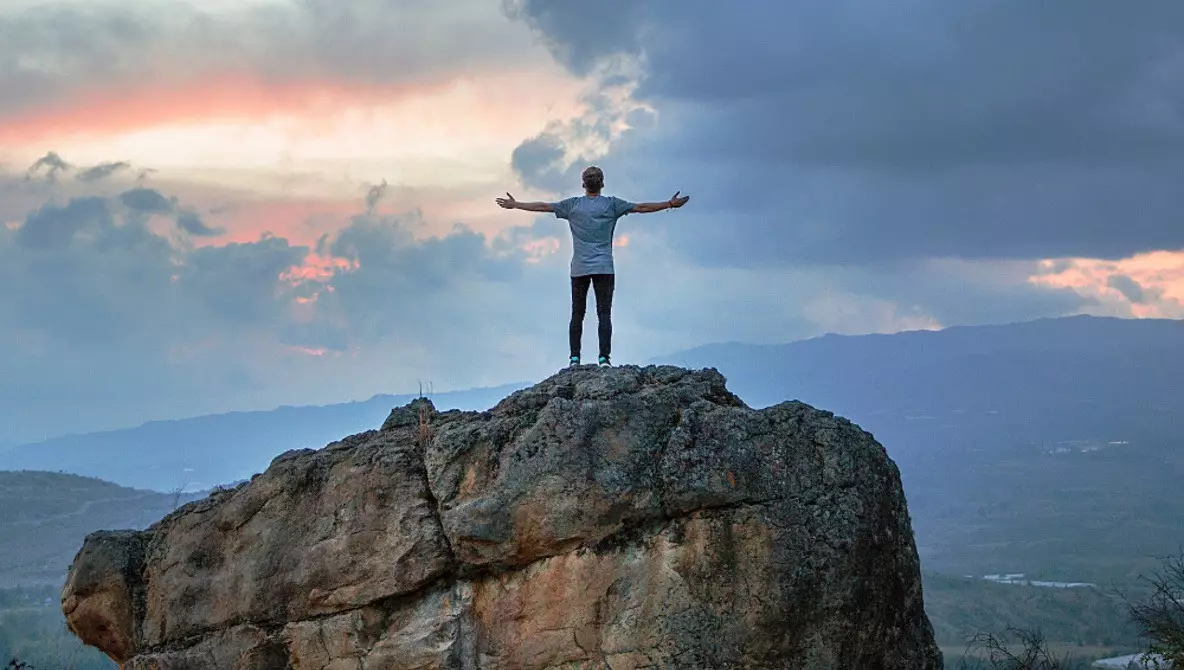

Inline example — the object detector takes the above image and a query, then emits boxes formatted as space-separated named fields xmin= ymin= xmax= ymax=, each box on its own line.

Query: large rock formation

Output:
xmin=62 ymin=365 xmax=942 ymax=669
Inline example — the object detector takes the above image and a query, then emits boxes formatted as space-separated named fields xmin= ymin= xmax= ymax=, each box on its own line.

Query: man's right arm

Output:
xmin=512 ymin=202 xmax=554 ymax=212
xmin=496 ymin=193 xmax=554 ymax=212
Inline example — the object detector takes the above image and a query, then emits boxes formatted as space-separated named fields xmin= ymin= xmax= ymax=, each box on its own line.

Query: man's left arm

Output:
xmin=629 ymin=191 xmax=690 ymax=214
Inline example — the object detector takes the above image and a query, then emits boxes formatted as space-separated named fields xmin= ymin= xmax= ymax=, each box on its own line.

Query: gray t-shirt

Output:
xmin=551 ymin=195 xmax=636 ymax=276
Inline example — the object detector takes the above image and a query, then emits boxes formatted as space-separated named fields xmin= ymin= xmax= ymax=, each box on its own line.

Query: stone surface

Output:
xmin=62 ymin=365 xmax=942 ymax=669
xmin=60 ymin=529 xmax=147 ymax=664
xmin=139 ymin=430 xmax=454 ymax=647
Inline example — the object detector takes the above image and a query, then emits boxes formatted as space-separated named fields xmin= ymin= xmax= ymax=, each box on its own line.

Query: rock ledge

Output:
xmin=63 ymin=365 xmax=942 ymax=669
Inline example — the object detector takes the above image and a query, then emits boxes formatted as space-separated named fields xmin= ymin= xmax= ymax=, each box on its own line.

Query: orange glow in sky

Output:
xmin=2 ymin=68 xmax=590 ymax=199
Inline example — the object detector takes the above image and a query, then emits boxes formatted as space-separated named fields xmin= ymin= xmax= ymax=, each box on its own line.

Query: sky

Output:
xmin=2 ymin=0 xmax=1183 ymax=444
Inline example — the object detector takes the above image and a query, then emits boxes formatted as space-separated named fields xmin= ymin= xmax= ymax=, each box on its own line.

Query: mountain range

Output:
xmin=657 ymin=314 xmax=1184 ymax=457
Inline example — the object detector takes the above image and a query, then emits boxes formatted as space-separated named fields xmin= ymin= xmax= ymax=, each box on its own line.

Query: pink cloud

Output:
xmin=279 ymin=252 xmax=358 ymax=284
xmin=287 ymin=345 xmax=329 ymax=357
xmin=0 ymin=75 xmax=452 ymax=146
xmin=1030 ymin=250 xmax=1184 ymax=318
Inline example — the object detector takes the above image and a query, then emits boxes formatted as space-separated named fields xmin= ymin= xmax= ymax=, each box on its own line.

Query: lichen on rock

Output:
xmin=62 ymin=365 xmax=942 ymax=669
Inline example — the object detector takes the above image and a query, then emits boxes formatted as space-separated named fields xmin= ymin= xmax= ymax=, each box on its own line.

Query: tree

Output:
xmin=1128 ymin=552 xmax=1184 ymax=668
xmin=957 ymin=627 xmax=1083 ymax=670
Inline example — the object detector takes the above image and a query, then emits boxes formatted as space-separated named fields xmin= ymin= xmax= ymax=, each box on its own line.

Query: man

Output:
xmin=496 ymin=165 xmax=690 ymax=368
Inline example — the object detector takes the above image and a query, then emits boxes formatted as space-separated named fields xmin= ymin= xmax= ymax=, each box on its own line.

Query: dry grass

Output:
xmin=416 ymin=380 xmax=434 ymax=449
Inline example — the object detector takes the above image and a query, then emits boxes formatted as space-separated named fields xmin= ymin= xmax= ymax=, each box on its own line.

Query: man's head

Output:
xmin=582 ymin=166 xmax=604 ymax=194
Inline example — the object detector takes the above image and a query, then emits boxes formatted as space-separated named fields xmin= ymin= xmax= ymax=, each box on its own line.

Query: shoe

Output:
xmin=598 ymin=356 xmax=611 ymax=367
xmin=569 ymin=356 xmax=580 ymax=368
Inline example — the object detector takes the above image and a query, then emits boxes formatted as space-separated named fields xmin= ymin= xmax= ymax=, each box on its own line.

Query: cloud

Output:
xmin=837 ymin=258 xmax=1095 ymax=327
xmin=23 ymin=153 xmax=132 ymax=184
xmin=180 ymin=236 xmax=310 ymax=324
xmin=76 ymin=161 xmax=131 ymax=182
xmin=502 ymin=0 xmax=642 ymax=78
xmin=619 ymin=227 xmax=1091 ymax=347
xmin=15 ymin=197 xmax=113 ymax=251
xmin=24 ymin=152 xmax=71 ymax=182
xmin=509 ymin=61 xmax=652 ymax=193
xmin=511 ymin=132 xmax=566 ymax=191
xmin=508 ymin=0 xmax=1184 ymax=263
xmin=364 ymin=180 xmax=388 ymax=215
xmin=0 ymin=169 xmax=1135 ymax=446
xmin=1107 ymin=275 xmax=1150 ymax=304
xmin=320 ymin=213 xmax=529 ymax=342
xmin=0 ymin=0 xmax=549 ymax=122
xmin=119 ymin=188 xmax=175 ymax=214
xmin=0 ymin=178 xmax=551 ymax=443
xmin=176 ymin=211 xmax=224 ymax=237
xmin=1030 ymin=251 xmax=1184 ymax=318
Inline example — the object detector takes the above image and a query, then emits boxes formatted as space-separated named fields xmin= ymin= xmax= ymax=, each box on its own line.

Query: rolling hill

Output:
xmin=0 ymin=471 xmax=202 ymax=588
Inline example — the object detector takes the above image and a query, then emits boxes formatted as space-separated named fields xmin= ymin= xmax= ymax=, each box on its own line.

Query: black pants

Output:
xmin=570 ymin=273 xmax=614 ymax=359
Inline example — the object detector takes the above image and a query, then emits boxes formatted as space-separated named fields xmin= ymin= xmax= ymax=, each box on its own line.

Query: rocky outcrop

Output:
xmin=62 ymin=365 xmax=942 ymax=669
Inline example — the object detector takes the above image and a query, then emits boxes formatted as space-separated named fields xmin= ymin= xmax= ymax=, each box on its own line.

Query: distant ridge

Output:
xmin=652 ymin=314 xmax=1184 ymax=454
xmin=0 ymin=383 xmax=529 ymax=492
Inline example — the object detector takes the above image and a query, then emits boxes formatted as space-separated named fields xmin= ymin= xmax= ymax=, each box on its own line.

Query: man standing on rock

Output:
xmin=496 ymin=166 xmax=690 ymax=368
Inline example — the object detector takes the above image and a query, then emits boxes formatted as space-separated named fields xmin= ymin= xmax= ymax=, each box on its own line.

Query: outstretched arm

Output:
xmin=631 ymin=191 xmax=690 ymax=214
xmin=496 ymin=193 xmax=552 ymax=213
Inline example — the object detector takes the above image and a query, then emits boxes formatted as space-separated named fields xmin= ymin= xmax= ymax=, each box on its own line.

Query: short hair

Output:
xmin=582 ymin=165 xmax=604 ymax=192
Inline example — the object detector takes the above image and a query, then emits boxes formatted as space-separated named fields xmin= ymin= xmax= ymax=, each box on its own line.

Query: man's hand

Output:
xmin=496 ymin=192 xmax=517 ymax=209
xmin=633 ymin=191 xmax=691 ymax=213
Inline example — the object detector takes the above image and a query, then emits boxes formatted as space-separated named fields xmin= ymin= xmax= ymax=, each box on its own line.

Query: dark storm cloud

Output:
xmin=509 ymin=0 xmax=1184 ymax=263
xmin=503 ymin=0 xmax=641 ymax=77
